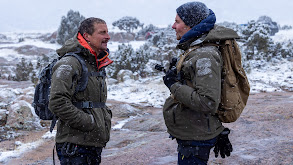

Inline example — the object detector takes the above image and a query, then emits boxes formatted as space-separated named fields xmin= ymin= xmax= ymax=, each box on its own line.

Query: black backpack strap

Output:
xmin=50 ymin=115 xmax=58 ymax=132
xmin=39 ymin=59 xmax=58 ymax=84
xmin=73 ymin=101 xmax=106 ymax=109
xmin=63 ymin=52 xmax=88 ymax=92
xmin=88 ymin=70 xmax=106 ymax=78
xmin=53 ymin=143 xmax=56 ymax=165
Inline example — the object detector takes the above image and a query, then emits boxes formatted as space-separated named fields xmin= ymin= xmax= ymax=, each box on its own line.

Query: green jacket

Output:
xmin=48 ymin=36 xmax=112 ymax=147
xmin=163 ymin=25 xmax=239 ymax=140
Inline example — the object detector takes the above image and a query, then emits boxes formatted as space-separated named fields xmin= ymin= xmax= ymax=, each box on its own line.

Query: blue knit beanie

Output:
xmin=176 ymin=1 xmax=210 ymax=28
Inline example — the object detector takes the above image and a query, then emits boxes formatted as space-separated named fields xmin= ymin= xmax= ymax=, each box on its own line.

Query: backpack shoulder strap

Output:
xmin=63 ymin=53 xmax=88 ymax=92
xmin=176 ymin=45 xmax=201 ymax=73
xmin=172 ymin=45 xmax=201 ymax=89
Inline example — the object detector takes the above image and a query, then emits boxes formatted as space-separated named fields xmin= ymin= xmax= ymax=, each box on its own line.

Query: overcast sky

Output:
xmin=0 ymin=0 xmax=292 ymax=33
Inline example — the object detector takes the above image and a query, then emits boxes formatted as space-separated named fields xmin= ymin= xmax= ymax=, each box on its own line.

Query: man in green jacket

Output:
xmin=162 ymin=2 xmax=235 ymax=164
xmin=49 ymin=17 xmax=113 ymax=164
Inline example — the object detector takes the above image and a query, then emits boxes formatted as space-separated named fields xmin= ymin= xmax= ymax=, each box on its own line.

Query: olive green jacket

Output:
xmin=48 ymin=36 xmax=112 ymax=147
xmin=163 ymin=25 xmax=239 ymax=140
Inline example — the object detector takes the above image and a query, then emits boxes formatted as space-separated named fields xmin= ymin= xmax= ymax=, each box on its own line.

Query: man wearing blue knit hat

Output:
xmin=162 ymin=1 xmax=239 ymax=164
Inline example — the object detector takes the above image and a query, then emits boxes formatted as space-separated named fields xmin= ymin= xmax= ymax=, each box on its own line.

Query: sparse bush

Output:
xmin=280 ymin=25 xmax=292 ymax=30
xmin=14 ymin=58 xmax=34 ymax=81
xmin=112 ymin=16 xmax=143 ymax=33
xmin=136 ymin=24 xmax=159 ymax=39
xmin=56 ymin=10 xmax=85 ymax=45
xmin=241 ymin=21 xmax=274 ymax=61
xmin=18 ymin=38 xmax=24 ymax=42
xmin=108 ymin=44 xmax=149 ymax=78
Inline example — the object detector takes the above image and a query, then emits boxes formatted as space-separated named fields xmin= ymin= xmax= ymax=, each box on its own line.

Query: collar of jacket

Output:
xmin=77 ymin=32 xmax=98 ymax=56
xmin=177 ymin=9 xmax=216 ymax=50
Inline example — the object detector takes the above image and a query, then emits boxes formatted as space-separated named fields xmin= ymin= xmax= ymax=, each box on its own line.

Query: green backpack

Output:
xmin=176 ymin=39 xmax=250 ymax=123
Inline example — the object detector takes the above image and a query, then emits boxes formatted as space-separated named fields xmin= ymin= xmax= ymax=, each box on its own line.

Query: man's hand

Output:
xmin=213 ymin=128 xmax=233 ymax=158
xmin=163 ymin=68 xmax=177 ymax=89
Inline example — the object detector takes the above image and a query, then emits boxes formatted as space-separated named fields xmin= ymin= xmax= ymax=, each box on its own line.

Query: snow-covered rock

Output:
xmin=0 ymin=109 xmax=7 ymax=126
xmin=6 ymin=100 xmax=41 ymax=130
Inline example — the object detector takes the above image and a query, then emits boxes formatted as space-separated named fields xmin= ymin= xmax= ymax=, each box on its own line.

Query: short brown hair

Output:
xmin=79 ymin=17 xmax=106 ymax=35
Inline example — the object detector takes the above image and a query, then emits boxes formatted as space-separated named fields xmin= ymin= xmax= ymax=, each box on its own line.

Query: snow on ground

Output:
xmin=248 ymin=59 xmax=293 ymax=92
xmin=271 ymin=28 xmax=293 ymax=43
xmin=0 ymin=39 xmax=60 ymax=50
xmin=0 ymin=130 xmax=56 ymax=163
xmin=0 ymin=32 xmax=145 ymax=53
xmin=0 ymin=49 xmax=21 ymax=62
xmin=0 ymin=48 xmax=40 ymax=64
xmin=0 ymin=32 xmax=60 ymax=50
xmin=107 ymin=40 xmax=146 ymax=52
xmin=112 ymin=116 xmax=137 ymax=130
xmin=108 ymin=75 xmax=170 ymax=108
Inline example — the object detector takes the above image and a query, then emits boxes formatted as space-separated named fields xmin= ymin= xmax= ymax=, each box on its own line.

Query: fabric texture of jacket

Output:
xmin=163 ymin=23 xmax=240 ymax=141
xmin=49 ymin=33 xmax=112 ymax=147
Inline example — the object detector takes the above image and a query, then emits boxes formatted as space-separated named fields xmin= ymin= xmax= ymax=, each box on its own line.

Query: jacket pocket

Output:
xmin=163 ymin=97 xmax=179 ymax=127
xmin=83 ymin=109 xmax=105 ymax=143
xmin=104 ymin=106 xmax=112 ymax=141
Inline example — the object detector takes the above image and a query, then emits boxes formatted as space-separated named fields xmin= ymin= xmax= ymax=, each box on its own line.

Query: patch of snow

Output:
xmin=239 ymin=154 xmax=257 ymax=159
xmin=0 ymin=139 xmax=44 ymax=163
xmin=108 ymin=41 xmax=146 ymax=52
xmin=108 ymin=75 xmax=170 ymax=108
xmin=271 ymin=28 xmax=293 ymax=43
xmin=14 ymin=141 xmax=22 ymax=146
xmin=112 ymin=116 xmax=136 ymax=130
xmin=154 ymin=155 xmax=177 ymax=164
xmin=42 ymin=130 xmax=57 ymax=139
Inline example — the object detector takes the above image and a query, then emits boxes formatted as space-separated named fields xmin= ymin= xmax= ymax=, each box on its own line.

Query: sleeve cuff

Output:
xmin=170 ymin=82 xmax=182 ymax=95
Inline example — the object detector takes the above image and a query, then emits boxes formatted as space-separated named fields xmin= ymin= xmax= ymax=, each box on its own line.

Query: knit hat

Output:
xmin=176 ymin=1 xmax=210 ymax=28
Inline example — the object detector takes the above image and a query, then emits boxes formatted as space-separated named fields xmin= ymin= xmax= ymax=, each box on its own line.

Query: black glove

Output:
xmin=163 ymin=68 xmax=177 ymax=89
xmin=213 ymin=128 xmax=233 ymax=158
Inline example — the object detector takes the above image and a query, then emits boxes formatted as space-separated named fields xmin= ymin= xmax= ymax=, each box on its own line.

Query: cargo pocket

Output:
xmin=104 ymin=107 xmax=112 ymax=142
xmin=163 ymin=97 xmax=179 ymax=127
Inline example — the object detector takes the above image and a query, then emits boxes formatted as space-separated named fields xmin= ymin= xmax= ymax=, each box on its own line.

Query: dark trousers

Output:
xmin=56 ymin=143 xmax=103 ymax=165
xmin=176 ymin=137 xmax=217 ymax=165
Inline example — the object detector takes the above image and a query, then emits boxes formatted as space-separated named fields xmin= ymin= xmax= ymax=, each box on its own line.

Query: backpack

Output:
xmin=215 ymin=39 xmax=250 ymax=123
xmin=32 ymin=52 xmax=89 ymax=132
xmin=176 ymin=39 xmax=250 ymax=123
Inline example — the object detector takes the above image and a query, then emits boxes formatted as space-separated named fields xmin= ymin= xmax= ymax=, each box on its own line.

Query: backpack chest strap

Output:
xmin=88 ymin=71 xmax=106 ymax=78
xmin=73 ymin=101 xmax=106 ymax=109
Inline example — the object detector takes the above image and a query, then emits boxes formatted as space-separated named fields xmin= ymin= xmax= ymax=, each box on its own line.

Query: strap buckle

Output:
xmin=82 ymin=101 xmax=93 ymax=109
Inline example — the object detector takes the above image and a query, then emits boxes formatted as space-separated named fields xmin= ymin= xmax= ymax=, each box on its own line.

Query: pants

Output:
xmin=176 ymin=137 xmax=217 ymax=165
xmin=56 ymin=142 xmax=103 ymax=165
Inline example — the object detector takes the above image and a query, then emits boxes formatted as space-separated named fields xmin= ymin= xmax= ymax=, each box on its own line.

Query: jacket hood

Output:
xmin=203 ymin=25 xmax=240 ymax=42
xmin=56 ymin=34 xmax=85 ymax=57
xmin=177 ymin=25 xmax=240 ymax=50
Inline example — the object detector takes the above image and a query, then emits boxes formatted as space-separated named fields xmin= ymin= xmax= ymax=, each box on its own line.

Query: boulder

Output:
xmin=123 ymin=112 xmax=166 ymax=132
xmin=0 ymin=109 xmax=7 ymax=126
xmin=109 ymin=103 xmax=141 ymax=118
xmin=116 ymin=69 xmax=134 ymax=82
xmin=6 ymin=100 xmax=40 ymax=130
xmin=107 ymin=77 xmax=118 ymax=85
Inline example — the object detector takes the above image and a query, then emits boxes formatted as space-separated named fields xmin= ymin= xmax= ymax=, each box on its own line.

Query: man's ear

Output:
xmin=83 ymin=33 xmax=90 ymax=41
